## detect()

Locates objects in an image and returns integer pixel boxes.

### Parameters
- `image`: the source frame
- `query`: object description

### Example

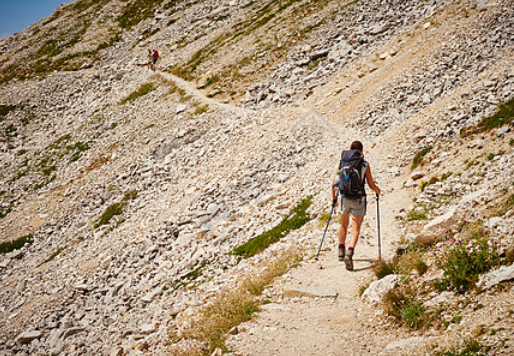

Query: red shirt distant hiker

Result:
[151,49,159,71]
[331,141,381,270]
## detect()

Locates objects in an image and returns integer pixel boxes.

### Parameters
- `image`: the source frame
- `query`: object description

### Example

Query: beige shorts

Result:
[340,196,367,216]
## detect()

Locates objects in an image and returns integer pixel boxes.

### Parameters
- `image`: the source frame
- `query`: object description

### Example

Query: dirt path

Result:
[224,150,415,355]
[151,67,417,355]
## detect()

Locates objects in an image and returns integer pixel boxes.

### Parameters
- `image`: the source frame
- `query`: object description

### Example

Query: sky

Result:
[0,0,68,40]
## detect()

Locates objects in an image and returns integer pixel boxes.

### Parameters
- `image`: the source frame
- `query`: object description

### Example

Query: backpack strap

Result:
[361,162,368,184]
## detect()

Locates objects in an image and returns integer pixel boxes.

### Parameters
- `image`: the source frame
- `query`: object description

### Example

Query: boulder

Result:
[477,264,514,290]
[362,274,401,304]
[414,206,459,245]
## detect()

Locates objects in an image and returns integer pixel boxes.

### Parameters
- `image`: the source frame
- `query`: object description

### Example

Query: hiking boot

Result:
[338,247,345,261]
[344,249,354,271]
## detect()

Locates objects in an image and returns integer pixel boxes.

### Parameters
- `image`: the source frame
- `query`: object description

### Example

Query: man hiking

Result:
[151,49,159,71]
[331,141,381,271]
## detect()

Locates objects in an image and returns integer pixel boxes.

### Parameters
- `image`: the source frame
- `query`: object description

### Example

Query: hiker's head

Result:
[350,141,363,152]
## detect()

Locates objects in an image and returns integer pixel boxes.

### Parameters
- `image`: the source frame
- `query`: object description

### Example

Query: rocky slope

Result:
[0,0,514,355]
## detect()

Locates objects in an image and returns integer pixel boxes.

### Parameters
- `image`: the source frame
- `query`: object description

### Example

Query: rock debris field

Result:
[1,0,514,355]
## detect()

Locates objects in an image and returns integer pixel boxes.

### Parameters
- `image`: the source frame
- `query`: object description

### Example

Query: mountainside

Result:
[1,0,514,355]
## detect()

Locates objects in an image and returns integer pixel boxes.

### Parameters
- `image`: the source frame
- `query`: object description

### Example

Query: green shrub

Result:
[411,146,432,170]
[383,285,429,329]
[231,196,312,258]
[438,233,503,292]
[0,234,34,254]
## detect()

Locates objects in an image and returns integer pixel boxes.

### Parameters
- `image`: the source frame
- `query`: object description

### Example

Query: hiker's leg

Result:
[339,214,349,245]
[348,214,364,248]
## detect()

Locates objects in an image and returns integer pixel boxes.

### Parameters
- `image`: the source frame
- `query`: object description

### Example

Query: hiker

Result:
[151,49,159,71]
[147,49,152,70]
[331,140,381,271]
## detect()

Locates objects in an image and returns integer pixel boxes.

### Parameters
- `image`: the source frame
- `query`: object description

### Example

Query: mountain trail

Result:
[159,62,419,355]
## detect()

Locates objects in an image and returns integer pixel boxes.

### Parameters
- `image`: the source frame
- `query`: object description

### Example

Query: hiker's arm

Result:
[365,164,381,195]
[331,163,339,203]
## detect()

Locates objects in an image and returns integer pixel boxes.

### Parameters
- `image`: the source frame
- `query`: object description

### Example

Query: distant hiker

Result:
[151,49,159,71]
[147,49,152,70]
[332,140,381,270]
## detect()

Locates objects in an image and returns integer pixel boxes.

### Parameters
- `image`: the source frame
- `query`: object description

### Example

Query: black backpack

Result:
[338,149,366,198]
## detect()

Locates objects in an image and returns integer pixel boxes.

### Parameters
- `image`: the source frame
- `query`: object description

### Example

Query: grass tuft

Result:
[95,202,124,228]
[0,234,34,254]
[231,196,312,258]
[173,250,302,355]
[411,146,432,170]
[119,83,157,105]
[461,97,514,137]
[383,285,429,329]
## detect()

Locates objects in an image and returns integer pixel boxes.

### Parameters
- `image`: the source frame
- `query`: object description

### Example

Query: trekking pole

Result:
[376,193,381,260]
[315,201,336,261]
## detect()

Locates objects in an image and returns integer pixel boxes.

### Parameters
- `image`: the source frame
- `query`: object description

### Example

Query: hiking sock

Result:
[338,244,345,261]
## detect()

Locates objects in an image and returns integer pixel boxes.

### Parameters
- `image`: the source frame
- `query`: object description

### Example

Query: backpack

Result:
[338,149,367,198]
[152,50,159,59]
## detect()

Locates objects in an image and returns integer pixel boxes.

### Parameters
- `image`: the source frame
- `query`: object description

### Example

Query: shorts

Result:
[340,196,367,216]
[152,58,158,64]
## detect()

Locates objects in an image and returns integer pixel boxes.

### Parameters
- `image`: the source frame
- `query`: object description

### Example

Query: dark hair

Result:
[350,141,363,151]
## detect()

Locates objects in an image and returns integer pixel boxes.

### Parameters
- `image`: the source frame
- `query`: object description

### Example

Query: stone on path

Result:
[16,330,43,344]
[477,264,514,290]
[362,274,401,304]
[385,337,425,350]
[283,284,338,298]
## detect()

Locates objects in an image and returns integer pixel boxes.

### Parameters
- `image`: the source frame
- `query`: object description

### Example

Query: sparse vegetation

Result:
[0,206,13,219]
[42,247,65,264]
[496,194,514,216]
[411,146,432,170]
[383,285,429,329]
[118,0,165,29]
[461,97,514,137]
[231,196,312,258]
[435,230,503,293]
[372,251,427,279]
[434,337,491,356]
[94,191,138,228]
[0,234,34,254]
[0,105,16,119]
[119,83,158,105]
[173,250,302,355]
[194,104,209,115]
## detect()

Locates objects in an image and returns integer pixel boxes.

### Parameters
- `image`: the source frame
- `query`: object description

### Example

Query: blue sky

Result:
[0,0,67,40]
